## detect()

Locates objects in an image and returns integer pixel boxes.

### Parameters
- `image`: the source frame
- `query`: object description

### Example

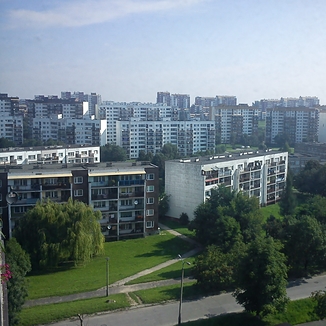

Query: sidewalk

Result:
[24,223,202,308]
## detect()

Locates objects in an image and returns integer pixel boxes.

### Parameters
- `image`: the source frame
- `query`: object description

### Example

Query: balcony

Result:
[42,183,70,190]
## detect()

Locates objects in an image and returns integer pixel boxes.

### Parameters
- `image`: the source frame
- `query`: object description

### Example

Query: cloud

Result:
[6,0,207,28]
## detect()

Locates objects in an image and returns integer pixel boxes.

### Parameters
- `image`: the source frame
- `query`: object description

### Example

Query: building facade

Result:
[208,105,259,143]
[265,107,319,145]
[116,120,215,159]
[0,145,100,165]
[0,161,159,241]
[165,150,288,221]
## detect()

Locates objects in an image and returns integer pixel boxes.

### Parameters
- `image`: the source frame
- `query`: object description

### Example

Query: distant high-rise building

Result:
[265,107,319,145]
[209,104,259,143]
[157,92,190,108]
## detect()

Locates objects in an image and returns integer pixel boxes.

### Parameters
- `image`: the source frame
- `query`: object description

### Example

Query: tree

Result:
[161,143,179,160]
[279,171,296,216]
[158,193,170,219]
[5,238,31,326]
[189,186,236,245]
[179,212,189,226]
[0,137,15,148]
[193,244,244,293]
[294,160,326,196]
[311,290,326,320]
[100,144,127,162]
[137,150,153,162]
[14,199,104,270]
[283,215,326,275]
[233,237,289,317]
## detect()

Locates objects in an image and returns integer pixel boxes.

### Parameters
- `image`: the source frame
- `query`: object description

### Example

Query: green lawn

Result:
[160,219,196,238]
[26,231,195,300]
[126,256,196,284]
[260,203,282,221]
[20,294,130,326]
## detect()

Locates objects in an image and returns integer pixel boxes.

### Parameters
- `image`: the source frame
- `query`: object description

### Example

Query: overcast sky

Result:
[1,0,326,104]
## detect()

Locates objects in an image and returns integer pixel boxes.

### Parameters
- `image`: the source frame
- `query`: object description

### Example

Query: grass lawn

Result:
[160,218,196,238]
[126,256,196,284]
[20,294,130,326]
[260,203,282,221]
[26,231,195,300]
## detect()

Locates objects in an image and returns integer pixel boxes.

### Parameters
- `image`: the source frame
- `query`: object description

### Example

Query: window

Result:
[146,209,154,216]
[74,189,83,197]
[147,185,154,192]
[147,197,154,204]
[146,173,154,180]
[74,176,83,184]
[146,221,154,228]
[94,201,105,208]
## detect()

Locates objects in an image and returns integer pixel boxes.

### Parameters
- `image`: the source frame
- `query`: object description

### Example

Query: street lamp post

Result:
[106,257,110,297]
[178,255,191,325]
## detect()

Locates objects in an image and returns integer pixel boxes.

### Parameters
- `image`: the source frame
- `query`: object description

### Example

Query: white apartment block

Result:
[32,116,106,146]
[209,105,259,143]
[0,116,23,145]
[165,150,288,221]
[318,107,326,142]
[0,145,100,165]
[116,120,215,159]
[266,107,319,145]
[100,102,176,144]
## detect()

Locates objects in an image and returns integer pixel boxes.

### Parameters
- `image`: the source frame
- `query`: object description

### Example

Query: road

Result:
[48,274,326,326]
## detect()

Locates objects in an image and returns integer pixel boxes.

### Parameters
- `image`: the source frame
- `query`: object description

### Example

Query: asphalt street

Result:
[46,274,326,326]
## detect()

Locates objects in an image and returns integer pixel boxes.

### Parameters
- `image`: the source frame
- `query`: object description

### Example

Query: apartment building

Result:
[0,161,159,241]
[32,116,106,146]
[100,101,178,144]
[116,120,215,159]
[208,104,259,143]
[0,145,100,165]
[165,150,288,220]
[195,95,237,107]
[157,92,190,109]
[0,94,24,145]
[265,107,319,145]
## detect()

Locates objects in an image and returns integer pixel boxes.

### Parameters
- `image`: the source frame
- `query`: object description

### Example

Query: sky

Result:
[1,0,326,105]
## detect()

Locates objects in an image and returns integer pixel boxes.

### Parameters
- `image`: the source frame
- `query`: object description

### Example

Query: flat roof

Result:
[167,149,287,166]
[0,161,155,177]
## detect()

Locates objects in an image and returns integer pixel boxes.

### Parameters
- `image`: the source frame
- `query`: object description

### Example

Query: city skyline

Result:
[1,0,326,104]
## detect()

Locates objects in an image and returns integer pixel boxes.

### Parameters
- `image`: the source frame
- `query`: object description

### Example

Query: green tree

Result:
[294,160,326,196]
[179,212,189,226]
[14,199,104,270]
[279,171,297,216]
[228,193,264,244]
[5,238,32,326]
[189,186,236,245]
[137,150,153,162]
[233,237,289,317]
[100,144,127,162]
[158,193,170,219]
[283,215,326,275]
[161,143,179,160]
[194,244,244,293]
[311,290,326,320]
[0,137,15,148]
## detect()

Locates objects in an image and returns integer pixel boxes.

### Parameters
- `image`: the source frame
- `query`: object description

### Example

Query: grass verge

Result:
[26,231,194,300]
[20,294,130,326]
[126,256,196,285]
[160,219,196,238]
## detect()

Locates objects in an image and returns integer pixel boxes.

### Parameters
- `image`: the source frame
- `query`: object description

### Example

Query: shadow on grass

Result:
[134,236,195,259]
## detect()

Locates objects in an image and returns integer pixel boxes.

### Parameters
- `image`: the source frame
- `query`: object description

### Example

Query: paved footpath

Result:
[24,224,203,308]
